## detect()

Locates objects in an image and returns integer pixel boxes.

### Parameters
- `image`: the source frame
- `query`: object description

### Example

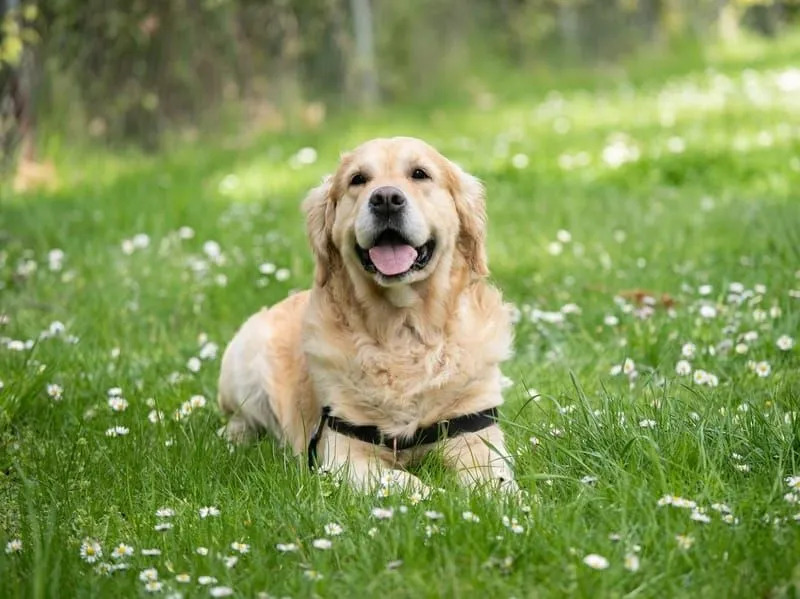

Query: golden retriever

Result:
[218,137,515,493]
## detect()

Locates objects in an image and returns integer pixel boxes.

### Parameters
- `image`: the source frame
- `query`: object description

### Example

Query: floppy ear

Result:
[453,167,489,277]
[302,175,338,287]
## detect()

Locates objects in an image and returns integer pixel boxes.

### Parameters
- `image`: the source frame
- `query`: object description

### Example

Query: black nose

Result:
[369,186,406,216]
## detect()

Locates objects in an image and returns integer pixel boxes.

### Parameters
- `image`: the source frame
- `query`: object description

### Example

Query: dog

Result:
[218,137,515,493]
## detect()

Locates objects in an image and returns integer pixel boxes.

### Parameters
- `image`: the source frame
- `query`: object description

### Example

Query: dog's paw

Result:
[217,418,254,444]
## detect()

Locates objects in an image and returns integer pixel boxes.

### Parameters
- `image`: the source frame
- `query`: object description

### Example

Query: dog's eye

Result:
[411,168,430,181]
[350,173,367,186]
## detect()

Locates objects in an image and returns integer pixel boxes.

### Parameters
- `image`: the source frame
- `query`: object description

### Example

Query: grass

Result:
[1,36,800,598]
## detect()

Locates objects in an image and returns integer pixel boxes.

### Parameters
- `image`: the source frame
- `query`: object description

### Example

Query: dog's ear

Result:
[302,175,338,287]
[452,166,489,277]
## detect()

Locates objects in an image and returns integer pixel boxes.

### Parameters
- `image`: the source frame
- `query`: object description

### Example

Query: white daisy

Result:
[681,343,696,359]
[312,538,332,550]
[195,547,209,556]
[231,541,250,553]
[108,397,128,412]
[110,543,134,559]
[5,539,22,554]
[323,523,343,536]
[675,360,692,376]
[754,361,771,377]
[80,539,102,563]
[139,568,159,582]
[198,576,218,585]
[623,553,640,572]
[210,587,234,598]
[143,580,162,593]
[275,543,298,553]
[175,573,191,583]
[371,507,394,519]
[675,534,694,550]
[47,383,63,401]
[105,425,129,437]
[155,507,175,518]
[462,511,480,523]
[582,553,609,570]
[199,506,220,518]
[186,357,202,373]
[777,335,795,351]
[141,548,161,556]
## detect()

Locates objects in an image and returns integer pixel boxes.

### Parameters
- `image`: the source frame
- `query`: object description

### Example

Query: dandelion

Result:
[139,568,159,582]
[624,553,640,572]
[155,507,175,518]
[304,570,323,581]
[371,507,394,520]
[210,587,234,598]
[80,539,102,563]
[675,360,692,376]
[111,543,134,559]
[105,425,129,437]
[462,511,480,523]
[675,534,694,550]
[198,576,218,585]
[275,543,298,553]
[754,361,771,377]
[187,357,202,373]
[231,541,250,554]
[582,554,610,570]
[324,523,343,536]
[312,538,332,550]
[5,539,22,554]
[777,335,795,351]
[199,506,220,518]
[47,383,63,401]
[681,343,696,359]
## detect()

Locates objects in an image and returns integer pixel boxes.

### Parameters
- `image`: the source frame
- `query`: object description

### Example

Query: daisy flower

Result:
[231,541,250,553]
[675,534,694,550]
[681,343,696,359]
[276,543,298,553]
[47,383,63,401]
[187,357,202,373]
[303,570,323,581]
[155,507,175,518]
[5,539,22,554]
[210,587,234,598]
[690,510,711,523]
[324,523,343,536]
[105,426,129,437]
[582,554,609,570]
[139,568,159,582]
[143,581,162,593]
[639,419,657,429]
[786,476,800,491]
[198,576,218,585]
[154,522,173,531]
[624,553,640,572]
[275,268,291,282]
[777,335,795,351]
[424,511,444,520]
[312,538,332,550]
[462,511,480,523]
[175,573,191,583]
[223,555,238,568]
[80,539,102,563]
[108,397,128,412]
[199,506,220,518]
[754,361,771,377]
[141,548,161,556]
[371,507,394,520]
[675,360,692,375]
[111,543,134,559]
[195,547,209,555]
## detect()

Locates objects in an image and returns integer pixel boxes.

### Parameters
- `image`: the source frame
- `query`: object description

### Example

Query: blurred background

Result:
[1,0,798,178]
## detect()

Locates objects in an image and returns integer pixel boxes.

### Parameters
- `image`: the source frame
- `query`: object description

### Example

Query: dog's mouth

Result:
[355,230,435,278]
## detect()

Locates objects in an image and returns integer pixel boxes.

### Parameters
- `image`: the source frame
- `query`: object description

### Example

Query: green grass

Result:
[2,37,800,598]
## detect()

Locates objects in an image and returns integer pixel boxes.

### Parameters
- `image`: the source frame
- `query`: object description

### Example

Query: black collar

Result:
[307,406,498,470]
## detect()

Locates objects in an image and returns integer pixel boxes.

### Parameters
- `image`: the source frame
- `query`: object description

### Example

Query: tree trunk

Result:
[350,0,378,107]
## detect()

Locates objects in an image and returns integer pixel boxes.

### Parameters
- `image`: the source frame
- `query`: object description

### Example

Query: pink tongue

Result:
[368,244,418,276]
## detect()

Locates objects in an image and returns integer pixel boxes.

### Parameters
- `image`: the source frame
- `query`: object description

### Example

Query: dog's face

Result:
[304,137,488,290]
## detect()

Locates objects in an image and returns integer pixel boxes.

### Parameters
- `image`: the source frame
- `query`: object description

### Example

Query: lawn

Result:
[1,38,799,598]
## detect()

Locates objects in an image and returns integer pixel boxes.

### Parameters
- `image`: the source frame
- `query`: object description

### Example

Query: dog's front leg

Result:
[318,430,430,495]
[442,424,517,492]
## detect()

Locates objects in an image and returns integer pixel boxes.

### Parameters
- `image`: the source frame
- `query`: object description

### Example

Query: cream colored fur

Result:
[218,137,515,493]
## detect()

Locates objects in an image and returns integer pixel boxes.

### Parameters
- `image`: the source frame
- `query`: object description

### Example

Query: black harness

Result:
[307,405,498,470]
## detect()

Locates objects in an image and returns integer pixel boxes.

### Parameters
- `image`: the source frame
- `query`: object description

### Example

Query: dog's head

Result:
[303,137,488,292]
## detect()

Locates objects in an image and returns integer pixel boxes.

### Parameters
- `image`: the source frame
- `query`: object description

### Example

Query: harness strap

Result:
[307,406,498,470]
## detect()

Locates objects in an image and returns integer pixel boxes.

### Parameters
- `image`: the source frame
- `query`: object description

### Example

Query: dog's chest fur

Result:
[303,290,511,435]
